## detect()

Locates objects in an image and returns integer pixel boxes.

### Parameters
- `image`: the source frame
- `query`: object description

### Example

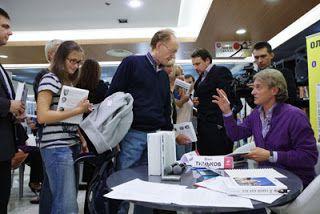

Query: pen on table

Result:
[278,189,289,194]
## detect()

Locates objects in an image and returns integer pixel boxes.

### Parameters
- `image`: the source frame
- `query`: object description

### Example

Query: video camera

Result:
[232,63,257,98]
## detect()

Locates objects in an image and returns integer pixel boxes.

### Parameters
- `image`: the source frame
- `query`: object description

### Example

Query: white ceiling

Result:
[3,0,181,31]
[1,0,213,44]
[1,0,318,65]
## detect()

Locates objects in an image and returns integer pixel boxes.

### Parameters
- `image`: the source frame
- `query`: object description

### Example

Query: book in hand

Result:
[173,78,191,99]
[224,176,287,195]
[227,142,256,158]
[57,85,89,124]
[174,122,197,142]
[15,82,28,104]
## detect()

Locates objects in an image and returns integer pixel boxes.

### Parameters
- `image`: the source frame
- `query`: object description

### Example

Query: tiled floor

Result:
[8,165,86,214]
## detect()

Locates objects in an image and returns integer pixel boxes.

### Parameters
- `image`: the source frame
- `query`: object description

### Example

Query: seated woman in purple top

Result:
[212,68,318,188]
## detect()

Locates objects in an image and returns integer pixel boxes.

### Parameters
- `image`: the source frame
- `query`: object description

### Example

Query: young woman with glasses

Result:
[37,40,91,213]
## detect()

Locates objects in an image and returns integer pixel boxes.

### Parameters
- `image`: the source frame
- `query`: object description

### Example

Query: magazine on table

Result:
[195,176,287,195]
[224,176,288,195]
[57,85,89,124]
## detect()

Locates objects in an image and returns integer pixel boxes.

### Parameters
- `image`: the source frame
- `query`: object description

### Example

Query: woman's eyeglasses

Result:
[67,58,83,66]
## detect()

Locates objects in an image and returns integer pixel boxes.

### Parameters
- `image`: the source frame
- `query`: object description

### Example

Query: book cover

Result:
[147,131,177,177]
[57,85,89,124]
[160,131,178,180]
[15,82,28,104]
[147,132,162,176]
[173,79,191,100]
[225,177,287,195]
[174,122,197,142]
[227,142,256,157]
[196,168,221,181]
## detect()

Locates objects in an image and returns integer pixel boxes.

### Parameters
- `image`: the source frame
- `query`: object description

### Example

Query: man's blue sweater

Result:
[106,54,172,132]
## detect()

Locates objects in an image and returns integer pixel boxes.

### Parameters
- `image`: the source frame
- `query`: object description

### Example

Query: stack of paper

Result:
[105,179,253,208]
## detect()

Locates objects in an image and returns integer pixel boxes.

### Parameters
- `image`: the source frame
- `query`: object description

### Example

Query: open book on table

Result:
[57,85,89,124]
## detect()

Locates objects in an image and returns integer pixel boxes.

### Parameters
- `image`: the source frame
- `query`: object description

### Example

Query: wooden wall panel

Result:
[196,0,320,53]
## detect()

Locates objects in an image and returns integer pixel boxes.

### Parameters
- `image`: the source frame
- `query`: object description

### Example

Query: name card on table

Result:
[190,155,234,169]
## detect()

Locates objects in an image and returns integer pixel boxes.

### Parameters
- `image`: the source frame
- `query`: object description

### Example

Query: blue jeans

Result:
[39,164,52,214]
[117,129,148,170]
[176,143,192,160]
[40,144,80,214]
[117,129,152,214]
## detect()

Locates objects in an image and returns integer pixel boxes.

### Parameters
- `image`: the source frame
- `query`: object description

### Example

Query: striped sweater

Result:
[38,72,79,149]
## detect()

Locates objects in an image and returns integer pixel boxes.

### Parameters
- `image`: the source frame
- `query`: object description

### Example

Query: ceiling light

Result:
[265,0,279,3]
[0,55,8,58]
[236,28,247,35]
[269,3,320,49]
[128,0,142,8]
[106,49,133,57]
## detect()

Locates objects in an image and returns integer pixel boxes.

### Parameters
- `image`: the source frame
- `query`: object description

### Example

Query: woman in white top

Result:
[170,66,195,159]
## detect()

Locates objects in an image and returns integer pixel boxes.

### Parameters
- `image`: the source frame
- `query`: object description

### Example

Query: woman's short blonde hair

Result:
[253,68,288,103]
[168,64,184,80]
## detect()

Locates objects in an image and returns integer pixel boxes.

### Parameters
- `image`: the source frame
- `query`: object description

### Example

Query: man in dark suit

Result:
[191,48,235,155]
[0,8,25,213]
[252,41,297,106]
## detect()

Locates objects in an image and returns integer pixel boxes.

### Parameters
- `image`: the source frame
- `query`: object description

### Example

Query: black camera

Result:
[232,63,257,98]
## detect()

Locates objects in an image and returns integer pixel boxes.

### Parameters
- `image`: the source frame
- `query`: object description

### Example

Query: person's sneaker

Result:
[30,196,40,204]
[29,182,42,193]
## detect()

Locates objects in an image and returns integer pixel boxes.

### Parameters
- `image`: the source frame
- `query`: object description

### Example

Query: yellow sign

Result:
[306,32,320,141]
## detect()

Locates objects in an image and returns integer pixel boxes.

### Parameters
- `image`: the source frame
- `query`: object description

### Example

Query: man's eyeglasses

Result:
[162,43,177,55]
[67,58,83,66]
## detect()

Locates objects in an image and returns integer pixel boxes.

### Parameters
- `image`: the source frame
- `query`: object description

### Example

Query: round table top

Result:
[106,164,303,212]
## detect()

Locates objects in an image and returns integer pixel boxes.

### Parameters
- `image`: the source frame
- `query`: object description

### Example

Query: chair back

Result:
[283,175,320,214]
[272,143,320,214]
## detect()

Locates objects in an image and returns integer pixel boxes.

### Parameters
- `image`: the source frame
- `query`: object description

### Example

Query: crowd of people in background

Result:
[0,6,319,214]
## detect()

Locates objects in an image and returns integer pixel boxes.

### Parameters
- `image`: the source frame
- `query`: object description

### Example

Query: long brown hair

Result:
[77,59,101,91]
[51,40,84,84]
